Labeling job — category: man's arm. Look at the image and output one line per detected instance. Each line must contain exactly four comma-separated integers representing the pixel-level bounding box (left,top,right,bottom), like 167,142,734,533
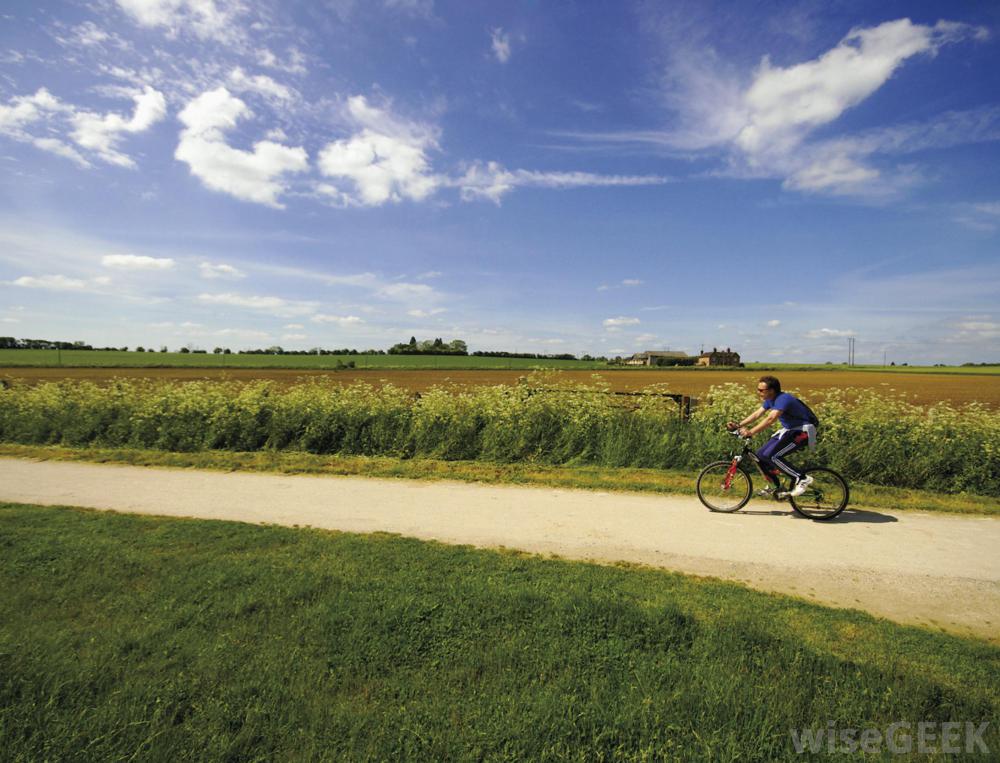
727,407,766,431
741,408,781,437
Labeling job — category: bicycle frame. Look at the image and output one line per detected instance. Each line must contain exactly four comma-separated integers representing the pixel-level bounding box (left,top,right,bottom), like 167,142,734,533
725,433,793,498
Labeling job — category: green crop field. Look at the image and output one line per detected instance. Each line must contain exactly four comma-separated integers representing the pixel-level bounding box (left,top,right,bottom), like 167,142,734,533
0,349,608,370
2,349,997,374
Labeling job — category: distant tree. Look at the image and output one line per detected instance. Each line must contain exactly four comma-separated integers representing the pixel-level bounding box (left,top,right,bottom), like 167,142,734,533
213,347,223,354
160,346,168,352
223,348,232,354
179,347,190,353
135,346,145,353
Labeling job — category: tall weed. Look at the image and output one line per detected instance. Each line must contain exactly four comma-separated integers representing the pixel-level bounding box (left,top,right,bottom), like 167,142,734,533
0,375,997,496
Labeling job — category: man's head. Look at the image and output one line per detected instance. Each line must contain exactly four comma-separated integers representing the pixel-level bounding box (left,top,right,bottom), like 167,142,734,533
757,375,781,402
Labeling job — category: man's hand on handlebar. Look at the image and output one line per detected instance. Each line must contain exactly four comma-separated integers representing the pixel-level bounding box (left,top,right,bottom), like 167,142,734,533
726,421,752,438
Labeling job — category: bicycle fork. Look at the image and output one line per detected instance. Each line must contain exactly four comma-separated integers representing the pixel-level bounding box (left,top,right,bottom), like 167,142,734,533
722,455,742,490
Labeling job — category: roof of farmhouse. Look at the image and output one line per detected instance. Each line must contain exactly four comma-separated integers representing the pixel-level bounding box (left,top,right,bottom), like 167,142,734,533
635,350,691,358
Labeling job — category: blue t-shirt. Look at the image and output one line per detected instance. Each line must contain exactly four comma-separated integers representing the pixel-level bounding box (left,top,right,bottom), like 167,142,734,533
762,393,814,429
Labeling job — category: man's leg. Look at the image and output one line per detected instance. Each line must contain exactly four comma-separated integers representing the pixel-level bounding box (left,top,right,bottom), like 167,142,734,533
757,430,807,482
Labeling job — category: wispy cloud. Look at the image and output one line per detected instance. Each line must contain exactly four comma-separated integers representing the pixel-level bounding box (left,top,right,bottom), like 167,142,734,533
199,262,245,279
114,0,244,43
196,291,318,317
491,28,511,63
102,253,175,270
457,162,668,204
563,18,989,199
603,316,640,329
0,85,165,168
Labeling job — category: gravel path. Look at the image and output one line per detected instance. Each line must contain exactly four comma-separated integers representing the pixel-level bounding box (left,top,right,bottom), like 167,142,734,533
2,457,998,642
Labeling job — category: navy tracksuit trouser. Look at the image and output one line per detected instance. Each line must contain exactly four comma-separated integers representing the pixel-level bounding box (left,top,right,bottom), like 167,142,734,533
757,429,810,483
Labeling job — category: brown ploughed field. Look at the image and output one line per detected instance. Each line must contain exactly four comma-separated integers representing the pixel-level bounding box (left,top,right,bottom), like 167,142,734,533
2,366,998,408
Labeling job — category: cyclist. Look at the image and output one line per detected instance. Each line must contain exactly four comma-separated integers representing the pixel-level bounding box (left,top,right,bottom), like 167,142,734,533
726,376,818,496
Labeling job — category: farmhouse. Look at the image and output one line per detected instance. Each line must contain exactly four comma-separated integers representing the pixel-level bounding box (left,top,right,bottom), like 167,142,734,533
625,350,692,367
697,347,741,366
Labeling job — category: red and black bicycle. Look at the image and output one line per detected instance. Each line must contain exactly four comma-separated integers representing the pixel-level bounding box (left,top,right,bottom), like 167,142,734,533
696,431,849,520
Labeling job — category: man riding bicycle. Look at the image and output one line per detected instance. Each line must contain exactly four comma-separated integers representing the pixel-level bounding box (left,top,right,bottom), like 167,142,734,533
726,376,818,497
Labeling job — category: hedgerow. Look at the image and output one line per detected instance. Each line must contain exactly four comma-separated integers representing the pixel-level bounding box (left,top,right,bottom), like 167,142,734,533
1,375,997,496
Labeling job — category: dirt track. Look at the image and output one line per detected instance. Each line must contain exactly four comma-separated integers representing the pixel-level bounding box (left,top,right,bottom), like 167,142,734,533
2,457,998,642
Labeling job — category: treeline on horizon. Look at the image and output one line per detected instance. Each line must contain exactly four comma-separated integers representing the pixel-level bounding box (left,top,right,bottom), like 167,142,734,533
0,335,605,362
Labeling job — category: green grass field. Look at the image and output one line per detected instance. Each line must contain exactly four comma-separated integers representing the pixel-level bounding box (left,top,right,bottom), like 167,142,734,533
2,349,997,373
0,349,609,370
1,503,997,761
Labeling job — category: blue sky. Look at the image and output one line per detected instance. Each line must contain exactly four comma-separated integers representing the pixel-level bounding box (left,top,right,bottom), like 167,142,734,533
1,0,998,363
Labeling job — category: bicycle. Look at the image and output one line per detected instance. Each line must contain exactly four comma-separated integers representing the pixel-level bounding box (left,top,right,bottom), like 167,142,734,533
695,431,850,520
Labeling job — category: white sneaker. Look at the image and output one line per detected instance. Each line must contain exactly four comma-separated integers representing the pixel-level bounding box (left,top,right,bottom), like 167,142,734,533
790,475,814,497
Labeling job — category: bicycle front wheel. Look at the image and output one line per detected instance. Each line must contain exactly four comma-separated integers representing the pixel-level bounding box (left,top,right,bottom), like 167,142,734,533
696,461,752,513
789,467,849,520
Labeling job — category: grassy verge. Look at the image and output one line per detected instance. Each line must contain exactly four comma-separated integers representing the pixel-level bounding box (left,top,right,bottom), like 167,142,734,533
1,503,997,761
2,442,997,516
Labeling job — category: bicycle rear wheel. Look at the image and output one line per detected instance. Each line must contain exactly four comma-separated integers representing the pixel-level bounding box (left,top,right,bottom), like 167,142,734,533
789,467,849,520
696,461,752,513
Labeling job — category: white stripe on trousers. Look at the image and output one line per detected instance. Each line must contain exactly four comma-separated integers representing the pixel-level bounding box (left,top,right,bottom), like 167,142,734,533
771,439,803,480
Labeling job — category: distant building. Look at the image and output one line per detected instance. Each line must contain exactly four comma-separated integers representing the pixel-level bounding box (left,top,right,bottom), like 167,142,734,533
697,347,741,366
625,350,691,367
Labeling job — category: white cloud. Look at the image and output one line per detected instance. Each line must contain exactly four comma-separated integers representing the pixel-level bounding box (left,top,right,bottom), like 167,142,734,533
574,19,985,198
255,47,308,75
31,137,90,167
282,333,307,341
317,95,441,206
228,68,295,102
284,323,304,329
737,21,970,155
311,314,364,326
974,202,1000,217
199,262,245,279
954,319,1000,340
0,88,68,134
767,319,781,327
603,316,640,328
9,274,88,291
377,282,434,300
68,21,111,46
70,86,166,167
115,0,240,41
197,291,316,317
458,161,667,203
198,292,287,310
102,253,175,270
622,278,643,286
1,317,20,323
738,19,983,195
634,333,657,344
175,87,309,208
805,327,856,338
491,28,511,63
407,308,446,318
1,86,164,169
